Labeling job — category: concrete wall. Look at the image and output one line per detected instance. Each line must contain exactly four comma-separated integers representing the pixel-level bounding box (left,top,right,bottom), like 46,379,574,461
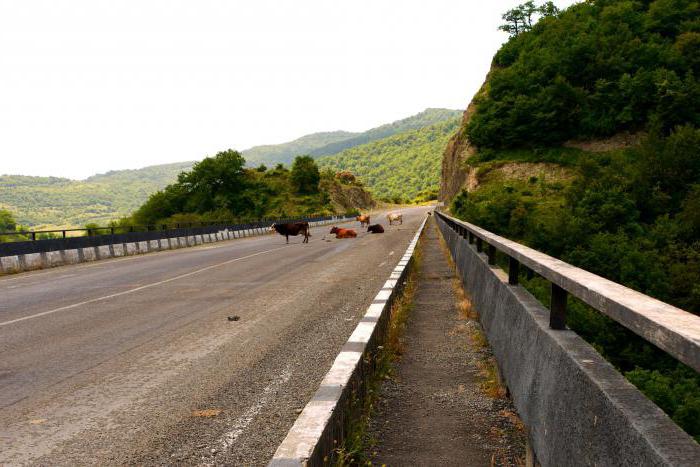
0,218,348,276
435,216,700,466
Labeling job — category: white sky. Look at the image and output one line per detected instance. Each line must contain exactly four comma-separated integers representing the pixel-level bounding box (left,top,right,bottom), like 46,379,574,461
0,1,577,179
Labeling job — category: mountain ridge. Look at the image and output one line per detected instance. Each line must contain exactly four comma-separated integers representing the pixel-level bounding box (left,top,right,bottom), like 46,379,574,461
242,108,461,166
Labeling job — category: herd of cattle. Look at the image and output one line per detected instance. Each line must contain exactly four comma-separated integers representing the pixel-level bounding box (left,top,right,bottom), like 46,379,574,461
269,212,403,244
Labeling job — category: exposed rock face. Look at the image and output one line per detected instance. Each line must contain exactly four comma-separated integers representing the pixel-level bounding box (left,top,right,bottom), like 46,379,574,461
563,131,645,152
327,183,375,212
439,96,479,203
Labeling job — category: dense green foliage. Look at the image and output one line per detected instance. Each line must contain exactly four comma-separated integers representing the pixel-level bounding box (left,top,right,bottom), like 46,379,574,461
132,151,371,226
468,0,700,148
452,131,700,440
0,162,193,228
291,156,321,194
243,108,461,166
318,117,461,202
450,0,700,441
0,209,16,232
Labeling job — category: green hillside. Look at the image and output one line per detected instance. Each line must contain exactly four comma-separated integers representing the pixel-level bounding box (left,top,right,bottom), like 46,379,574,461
242,131,356,167
130,151,373,226
443,0,700,441
0,162,194,228
1,109,459,227
309,108,461,158
242,108,461,166
319,117,461,202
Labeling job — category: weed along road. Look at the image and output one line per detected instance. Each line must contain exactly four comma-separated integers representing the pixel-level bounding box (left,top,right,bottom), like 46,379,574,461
0,206,430,466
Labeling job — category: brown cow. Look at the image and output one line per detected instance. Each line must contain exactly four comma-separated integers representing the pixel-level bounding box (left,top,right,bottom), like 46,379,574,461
270,222,310,243
367,224,384,233
356,214,370,228
330,226,357,238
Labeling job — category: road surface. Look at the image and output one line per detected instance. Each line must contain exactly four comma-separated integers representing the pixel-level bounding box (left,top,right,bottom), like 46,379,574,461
0,206,429,466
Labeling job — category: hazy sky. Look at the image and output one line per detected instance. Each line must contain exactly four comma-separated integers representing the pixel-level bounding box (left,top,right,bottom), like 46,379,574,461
0,1,577,179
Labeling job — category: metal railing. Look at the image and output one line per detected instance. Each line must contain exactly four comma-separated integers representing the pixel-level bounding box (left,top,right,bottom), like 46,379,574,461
435,210,700,373
0,213,355,257
0,213,352,241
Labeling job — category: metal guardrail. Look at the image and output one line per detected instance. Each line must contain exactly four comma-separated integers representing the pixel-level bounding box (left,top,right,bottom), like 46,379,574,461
0,213,354,257
435,211,700,373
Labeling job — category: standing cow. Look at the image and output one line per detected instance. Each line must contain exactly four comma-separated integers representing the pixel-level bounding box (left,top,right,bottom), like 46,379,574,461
387,213,403,225
356,214,371,228
270,222,310,243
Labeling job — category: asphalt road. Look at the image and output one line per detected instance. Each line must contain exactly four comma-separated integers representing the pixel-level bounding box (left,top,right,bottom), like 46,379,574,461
0,206,429,466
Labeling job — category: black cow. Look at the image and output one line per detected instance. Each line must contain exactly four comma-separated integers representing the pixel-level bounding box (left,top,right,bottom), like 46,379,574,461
367,224,384,234
270,222,310,243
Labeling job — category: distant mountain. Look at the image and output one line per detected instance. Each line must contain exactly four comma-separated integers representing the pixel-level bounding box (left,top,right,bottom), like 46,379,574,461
309,108,461,158
318,116,461,202
0,161,194,228
242,131,357,167
242,108,461,166
1,108,461,227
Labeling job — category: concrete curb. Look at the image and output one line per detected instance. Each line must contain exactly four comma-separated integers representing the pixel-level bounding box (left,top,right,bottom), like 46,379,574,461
0,217,351,276
268,215,429,466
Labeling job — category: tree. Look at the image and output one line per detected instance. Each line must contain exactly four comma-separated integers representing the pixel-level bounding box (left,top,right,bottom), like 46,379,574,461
500,6,527,36
538,1,560,17
291,156,320,194
499,1,559,36
177,149,248,213
0,209,17,232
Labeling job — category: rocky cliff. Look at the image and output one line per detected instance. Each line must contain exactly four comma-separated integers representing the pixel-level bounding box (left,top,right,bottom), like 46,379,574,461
439,83,486,203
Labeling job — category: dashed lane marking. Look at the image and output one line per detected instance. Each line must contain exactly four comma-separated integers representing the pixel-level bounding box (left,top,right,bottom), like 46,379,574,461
0,246,288,328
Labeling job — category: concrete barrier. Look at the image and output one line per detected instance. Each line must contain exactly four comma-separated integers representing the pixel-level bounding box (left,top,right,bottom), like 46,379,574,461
435,214,700,466
0,216,351,276
269,215,429,466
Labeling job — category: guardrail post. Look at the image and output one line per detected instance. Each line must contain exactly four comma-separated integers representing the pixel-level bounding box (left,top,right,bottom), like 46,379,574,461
31,232,36,241
508,257,519,285
476,237,483,253
468,232,475,244
550,283,568,330
62,230,66,239
487,244,496,265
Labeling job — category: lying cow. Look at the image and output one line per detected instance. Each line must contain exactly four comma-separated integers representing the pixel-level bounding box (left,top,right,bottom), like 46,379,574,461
270,222,310,243
367,224,384,234
387,212,403,225
330,226,357,238
356,214,370,228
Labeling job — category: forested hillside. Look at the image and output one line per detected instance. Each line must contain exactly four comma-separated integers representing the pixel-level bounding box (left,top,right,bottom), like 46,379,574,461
318,117,461,202
242,108,460,166
130,150,372,226
241,131,356,167
442,0,700,441
0,162,193,228
3,108,458,227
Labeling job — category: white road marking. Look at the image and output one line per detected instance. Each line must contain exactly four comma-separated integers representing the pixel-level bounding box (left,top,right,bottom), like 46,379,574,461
0,221,352,285
378,261,387,267
0,246,288,328
206,365,293,463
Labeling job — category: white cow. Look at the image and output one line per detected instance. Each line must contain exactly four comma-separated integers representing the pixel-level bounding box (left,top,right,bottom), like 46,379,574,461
387,212,403,225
